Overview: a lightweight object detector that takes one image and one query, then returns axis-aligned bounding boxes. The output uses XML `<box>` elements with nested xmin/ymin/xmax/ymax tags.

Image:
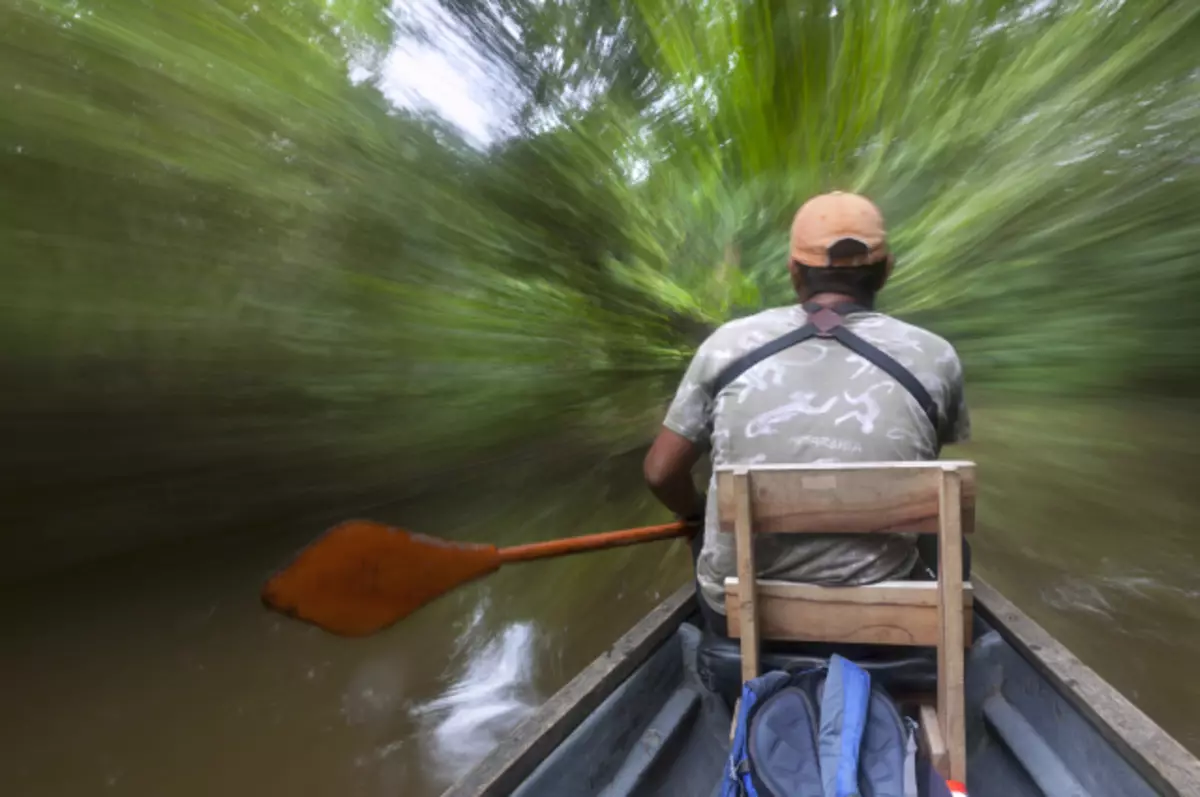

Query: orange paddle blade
<box><xmin>261</xmin><ymin>520</ymin><xmax>501</xmax><ymax>637</ymax></box>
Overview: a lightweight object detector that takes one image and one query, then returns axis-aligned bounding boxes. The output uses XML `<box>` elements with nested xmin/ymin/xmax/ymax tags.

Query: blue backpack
<box><xmin>719</xmin><ymin>655</ymin><xmax>953</xmax><ymax>797</ymax></box>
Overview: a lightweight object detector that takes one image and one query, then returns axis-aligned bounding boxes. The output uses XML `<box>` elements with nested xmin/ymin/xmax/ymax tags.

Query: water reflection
<box><xmin>411</xmin><ymin>608</ymin><xmax>539</xmax><ymax>783</ymax></box>
<box><xmin>1041</xmin><ymin>576</ymin><xmax>1119</xmax><ymax>620</ymax></box>
<box><xmin>341</xmin><ymin>657</ymin><xmax>410</xmax><ymax>727</ymax></box>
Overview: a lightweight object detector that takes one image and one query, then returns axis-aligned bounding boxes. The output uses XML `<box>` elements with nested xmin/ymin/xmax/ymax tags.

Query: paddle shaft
<box><xmin>497</xmin><ymin>521</ymin><xmax>692</xmax><ymax>564</ymax></box>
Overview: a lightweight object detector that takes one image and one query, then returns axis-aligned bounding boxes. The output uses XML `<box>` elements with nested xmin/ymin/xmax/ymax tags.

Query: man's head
<box><xmin>787</xmin><ymin>191</ymin><xmax>893</xmax><ymax>306</ymax></box>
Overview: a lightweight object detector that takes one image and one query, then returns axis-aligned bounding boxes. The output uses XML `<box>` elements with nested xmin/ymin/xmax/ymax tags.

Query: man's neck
<box><xmin>804</xmin><ymin>291</ymin><xmax>866</xmax><ymax>309</ymax></box>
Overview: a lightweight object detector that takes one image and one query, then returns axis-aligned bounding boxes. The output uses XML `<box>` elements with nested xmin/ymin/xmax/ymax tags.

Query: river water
<box><xmin>2</xmin><ymin>403</ymin><xmax>1198</xmax><ymax>797</ymax></box>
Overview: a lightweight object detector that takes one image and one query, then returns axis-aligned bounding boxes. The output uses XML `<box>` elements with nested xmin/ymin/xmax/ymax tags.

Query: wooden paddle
<box><xmin>261</xmin><ymin>519</ymin><xmax>694</xmax><ymax>636</ymax></box>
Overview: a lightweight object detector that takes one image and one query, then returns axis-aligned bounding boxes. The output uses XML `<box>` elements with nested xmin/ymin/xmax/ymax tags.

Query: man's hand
<box><xmin>643</xmin><ymin>427</ymin><xmax>704</xmax><ymax>519</ymax></box>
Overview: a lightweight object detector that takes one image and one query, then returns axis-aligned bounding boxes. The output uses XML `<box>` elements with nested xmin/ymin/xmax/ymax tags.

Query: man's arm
<box><xmin>643</xmin><ymin>427</ymin><xmax>704</xmax><ymax>518</ymax></box>
<box><xmin>645</xmin><ymin>338</ymin><xmax>716</xmax><ymax>519</ymax></box>
<box><xmin>941</xmin><ymin>349</ymin><xmax>971</xmax><ymax>446</ymax></box>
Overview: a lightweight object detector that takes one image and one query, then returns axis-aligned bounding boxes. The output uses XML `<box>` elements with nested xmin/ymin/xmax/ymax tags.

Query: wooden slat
<box><xmin>440</xmin><ymin>584</ymin><xmax>695</xmax><ymax>797</ymax></box>
<box><xmin>733</xmin><ymin>468</ymin><xmax>759</xmax><ymax>683</ymax></box>
<box><xmin>724</xmin><ymin>579</ymin><xmax>974</xmax><ymax>646</ymax></box>
<box><xmin>725</xmin><ymin>579</ymin><xmax>975</xmax><ymax>606</ymax></box>
<box><xmin>974</xmin><ymin>578</ymin><xmax>1200</xmax><ymax>797</ymax></box>
<box><xmin>715</xmin><ymin>461</ymin><xmax>976</xmax><ymax>535</ymax></box>
<box><xmin>918</xmin><ymin>703</ymin><xmax>950</xmax><ymax>779</ymax></box>
<box><xmin>937</xmin><ymin>468</ymin><xmax>967</xmax><ymax>784</ymax></box>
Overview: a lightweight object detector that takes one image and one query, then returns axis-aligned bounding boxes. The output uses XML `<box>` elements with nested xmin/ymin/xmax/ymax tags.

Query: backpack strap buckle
<box><xmin>808</xmin><ymin>306</ymin><xmax>845</xmax><ymax>337</ymax></box>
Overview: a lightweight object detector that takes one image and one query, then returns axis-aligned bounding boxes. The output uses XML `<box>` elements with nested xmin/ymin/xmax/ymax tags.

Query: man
<box><xmin>644</xmin><ymin>191</ymin><xmax>970</xmax><ymax>635</ymax></box>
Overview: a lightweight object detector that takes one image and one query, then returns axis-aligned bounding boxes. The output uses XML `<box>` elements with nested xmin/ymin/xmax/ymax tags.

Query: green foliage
<box><xmin>1</xmin><ymin>0</ymin><xmax>1197</xmax><ymax>575</ymax></box>
<box><xmin>449</xmin><ymin>0</ymin><xmax>1200</xmax><ymax>393</ymax></box>
<box><xmin>618</xmin><ymin>0</ymin><xmax>1200</xmax><ymax>393</ymax></box>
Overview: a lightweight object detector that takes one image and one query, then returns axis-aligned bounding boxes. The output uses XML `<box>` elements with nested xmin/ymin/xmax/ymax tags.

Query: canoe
<box><xmin>442</xmin><ymin>578</ymin><xmax>1200</xmax><ymax>797</ymax></box>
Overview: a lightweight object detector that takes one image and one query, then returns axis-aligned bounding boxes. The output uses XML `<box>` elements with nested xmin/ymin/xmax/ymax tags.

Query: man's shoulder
<box><xmin>695</xmin><ymin>306</ymin><xmax>963</xmax><ymax>375</ymax></box>
<box><xmin>862</xmin><ymin>314</ymin><xmax>961</xmax><ymax>362</ymax></box>
<box><xmin>703</xmin><ymin>305</ymin><xmax>799</xmax><ymax>346</ymax></box>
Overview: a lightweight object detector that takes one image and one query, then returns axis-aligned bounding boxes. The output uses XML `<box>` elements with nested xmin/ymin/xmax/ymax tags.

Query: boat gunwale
<box><xmin>971</xmin><ymin>578</ymin><xmax>1200</xmax><ymax>797</ymax></box>
<box><xmin>441</xmin><ymin>577</ymin><xmax>1200</xmax><ymax>797</ymax></box>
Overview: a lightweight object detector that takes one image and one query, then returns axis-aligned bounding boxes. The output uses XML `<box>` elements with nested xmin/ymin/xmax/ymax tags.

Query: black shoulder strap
<box><xmin>711</xmin><ymin>323</ymin><xmax>819</xmax><ymax>395</ymax></box>
<box><xmin>711</xmin><ymin>303</ymin><xmax>940</xmax><ymax>432</ymax></box>
<box><xmin>826</xmin><ymin>325</ymin><xmax>939</xmax><ymax>430</ymax></box>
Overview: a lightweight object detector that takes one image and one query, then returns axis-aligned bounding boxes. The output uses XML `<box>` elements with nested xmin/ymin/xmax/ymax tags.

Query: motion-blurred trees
<box><xmin>1</xmin><ymin>0</ymin><xmax>1197</xmax><ymax>577</ymax></box>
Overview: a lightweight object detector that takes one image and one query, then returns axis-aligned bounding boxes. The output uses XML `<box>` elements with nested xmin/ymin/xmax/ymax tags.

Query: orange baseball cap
<box><xmin>790</xmin><ymin>191</ymin><xmax>889</xmax><ymax>267</ymax></box>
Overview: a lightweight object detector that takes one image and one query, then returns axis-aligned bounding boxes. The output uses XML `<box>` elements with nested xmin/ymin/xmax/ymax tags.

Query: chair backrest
<box><xmin>715</xmin><ymin>460</ymin><xmax>975</xmax><ymax>783</ymax></box>
<box><xmin>716</xmin><ymin>461</ymin><xmax>975</xmax><ymax>536</ymax></box>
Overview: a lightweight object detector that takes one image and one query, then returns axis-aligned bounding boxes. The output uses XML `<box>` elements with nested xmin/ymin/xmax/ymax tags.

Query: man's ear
<box><xmin>787</xmin><ymin>258</ymin><xmax>806</xmax><ymax>298</ymax></box>
<box><xmin>880</xmin><ymin>253</ymin><xmax>895</xmax><ymax>289</ymax></box>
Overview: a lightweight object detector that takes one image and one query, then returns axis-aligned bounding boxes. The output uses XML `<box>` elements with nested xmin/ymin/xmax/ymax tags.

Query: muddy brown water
<box><xmin>2</xmin><ymin>404</ymin><xmax>1198</xmax><ymax>796</ymax></box>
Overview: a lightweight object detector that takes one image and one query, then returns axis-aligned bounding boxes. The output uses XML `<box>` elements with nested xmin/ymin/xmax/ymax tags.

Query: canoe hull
<box><xmin>444</xmin><ymin>579</ymin><xmax>1200</xmax><ymax>797</ymax></box>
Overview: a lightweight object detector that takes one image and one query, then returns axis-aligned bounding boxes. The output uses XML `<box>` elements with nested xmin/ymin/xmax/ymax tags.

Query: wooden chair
<box><xmin>716</xmin><ymin>461</ymin><xmax>976</xmax><ymax>783</ymax></box>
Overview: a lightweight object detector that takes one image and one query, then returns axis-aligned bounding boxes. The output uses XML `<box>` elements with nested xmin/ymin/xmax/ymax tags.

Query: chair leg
<box><xmin>938</xmin><ymin>468</ymin><xmax>967</xmax><ymax>783</ymax></box>
<box><xmin>918</xmin><ymin>703</ymin><xmax>950</xmax><ymax>779</ymax></box>
<box><xmin>733</xmin><ymin>468</ymin><xmax>759</xmax><ymax>683</ymax></box>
